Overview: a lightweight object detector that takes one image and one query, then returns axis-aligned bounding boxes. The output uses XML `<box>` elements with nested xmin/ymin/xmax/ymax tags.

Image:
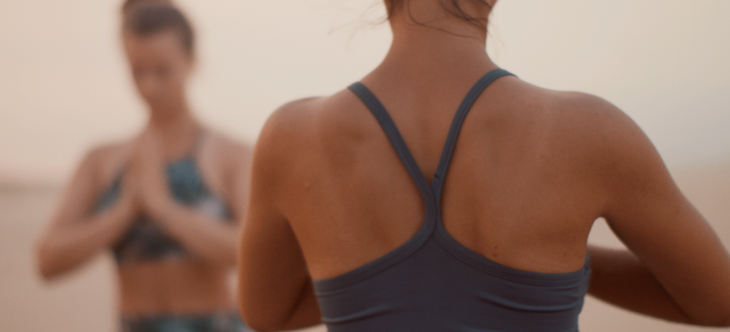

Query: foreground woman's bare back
<box><xmin>257</xmin><ymin>73</ymin><xmax>623</xmax><ymax>278</ymax></box>
<box><xmin>243</xmin><ymin>66</ymin><xmax>730</xmax><ymax>329</ymax></box>
<box><xmin>240</xmin><ymin>1</ymin><xmax>730</xmax><ymax>329</ymax></box>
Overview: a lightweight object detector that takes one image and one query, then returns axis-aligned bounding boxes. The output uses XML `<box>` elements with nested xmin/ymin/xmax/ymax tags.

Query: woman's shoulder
<box><xmin>514</xmin><ymin>82</ymin><xmax>659</xmax><ymax>178</ymax></box>
<box><xmin>203</xmin><ymin>129</ymin><xmax>254</xmax><ymax>171</ymax></box>
<box><xmin>503</xmin><ymin>79</ymin><xmax>625</xmax><ymax>125</ymax></box>
<box><xmin>543</xmin><ymin>88</ymin><xmax>645</xmax><ymax>150</ymax></box>
<box><xmin>251</xmin><ymin>92</ymin><xmax>367</xmax><ymax>179</ymax></box>
<box><xmin>263</xmin><ymin>96</ymin><xmax>329</xmax><ymax>132</ymax></box>
<box><xmin>87</xmin><ymin>140</ymin><xmax>132</xmax><ymax>160</ymax></box>
<box><xmin>260</xmin><ymin>90</ymin><xmax>374</xmax><ymax>147</ymax></box>
<box><xmin>73</xmin><ymin>139</ymin><xmax>135</xmax><ymax>189</ymax></box>
<box><xmin>506</xmin><ymin>80</ymin><xmax>636</xmax><ymax>144</ymax></box>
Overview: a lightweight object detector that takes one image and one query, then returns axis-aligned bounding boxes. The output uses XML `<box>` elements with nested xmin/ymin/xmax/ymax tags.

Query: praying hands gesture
<box><xmin>36</xmin><ymin>129</ymin><xmax>252</xmax><ymax>279</ymax></box>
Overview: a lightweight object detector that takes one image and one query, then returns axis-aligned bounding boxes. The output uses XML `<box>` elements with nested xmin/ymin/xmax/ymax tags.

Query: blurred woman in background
<box><xmin>36</xmin><ymin>2</ymin><xmax>251</xmax><ymax>331</ymax></box>
<box><xmin>238</xmin><ymin>0</ymin><xmax>730</xmax><ymax>331</ymax></box>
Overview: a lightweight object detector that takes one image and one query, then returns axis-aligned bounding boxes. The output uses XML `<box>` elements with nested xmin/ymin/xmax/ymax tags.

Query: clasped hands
<box><xmin>113</xmin><ymin>130</ymin><xmax>182</xmax><ymax>225</ymax></box>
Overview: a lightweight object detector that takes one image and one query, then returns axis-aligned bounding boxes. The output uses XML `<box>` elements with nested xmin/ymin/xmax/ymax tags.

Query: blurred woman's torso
<box><xmin>93</xmin><ymin>134</ymin><xmax>237</xmax><ymax>316</ymax></box>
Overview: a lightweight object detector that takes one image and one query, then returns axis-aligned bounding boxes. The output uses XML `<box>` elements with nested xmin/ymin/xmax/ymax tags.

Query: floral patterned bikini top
<box><xmin>95</xmin><ymin>154</ymin><xmax>231</xmax><ymax>265</ymax></box>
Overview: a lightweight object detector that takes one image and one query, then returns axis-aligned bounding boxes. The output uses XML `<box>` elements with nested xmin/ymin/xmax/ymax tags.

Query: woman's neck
<box><xmin>146</xmin><ymin>108</ymin><xmax>200</xmax><ymax>160</ymax></box>
<box><xmin>367</xmin><ymin>2</ymin><xmax>497</xmax><ymax>88</ymax></box>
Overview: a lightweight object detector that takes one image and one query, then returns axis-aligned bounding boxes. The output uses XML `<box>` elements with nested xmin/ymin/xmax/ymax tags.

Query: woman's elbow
<box><xmin>688</xmin><ymin>303</ymin><xmax>730</xmax><ymax>327</ymax></box>
<box><xmin>242</xmin><ymin>320</ymin><xmax>277</xmax><ymax>332</ymax></box>
<box><xmin>35</xmin><ymin>244</ymin><xmax>61</xmax><ymax>280</ymax></box>
<box><xmin>240</xmin><ymin>312</ymin><xmax>289</xmax><ymax>332</ymax></box>
<box><xmin>708</xmin><ymin>298</ymin><xmax>730</xmax><ymax>326</ymax></box>
<box><xmin>690</xmin><ymin>316</ymin><xmax>730</xmax><ymax>327</ymax></box>
<box><xmin>704</xmin><ymin>312</ymin><xmax>730</xmax><ymax>327</ymax></box>
<box><xmin>238</xmin><ymin>291</ymin><xmax>289</xmax><ymax>332</ymax></box>
<box><xmin>237</xmin><ymin>303</ymin><xmax>278</xmax><ymax>332</ymax></box>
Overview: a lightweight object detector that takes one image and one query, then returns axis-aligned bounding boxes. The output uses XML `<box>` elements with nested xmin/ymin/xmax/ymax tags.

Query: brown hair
<box><xmin>386</xmin><ymin>0</ymin><xmax>493</xmax><ymax>30</ymax></box>
<box><xmin>122</xmin><ymin>1</ymin><xmax>195</xmax><ymax>57</ymax></box>
<box><xmin>121</xmin><ymin>0</ymin><xmax>172</xmax><ymax>15</ymax></box>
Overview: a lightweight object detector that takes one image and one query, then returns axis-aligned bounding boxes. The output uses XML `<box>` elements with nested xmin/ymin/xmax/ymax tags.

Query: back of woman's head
<box><xmin>386</xmin><ymin>0</ymin><xmax>493</xmax><ymax>29</ymax></box>
<box><xmin>122</xmin><ymin>0</ymin><xmax>195</xmax><ymax>57</ymax></box>
<box><xmin>121</xmin><ymin>0</ymin><xmax>172</xmax><ymax>15</ymax></box>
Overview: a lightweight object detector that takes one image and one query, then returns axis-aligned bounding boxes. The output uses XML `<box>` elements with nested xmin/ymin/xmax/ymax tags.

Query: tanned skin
<box><xmin>238</xmin><ymin>1</ymin><xmax>730</xmax><ymax>330</ymax></box>
<box><xmin>36</xmin><ymin>29</ymin><xmax>252</xmax><ymax>316</ymax></box>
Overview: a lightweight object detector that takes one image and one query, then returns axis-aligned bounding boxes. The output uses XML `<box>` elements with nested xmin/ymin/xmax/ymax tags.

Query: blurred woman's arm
<box><xmin>133</xmin><ymin>134</ymin><xmax>251</xmax><ymax>267</ymax></box>
<box><xmin>587</xmin><ymin>96</ymin><xmax>730</xmax><ymax>326</ymax></box>
<box><xmin>237</xmin><ymin>106</ymin><xmax>322</xmax><ymax>332</ymax></box>
<box><xmin>35</xmin><ymin>148</ymin><xmax>137</xmax><ymax>280</ymax></box>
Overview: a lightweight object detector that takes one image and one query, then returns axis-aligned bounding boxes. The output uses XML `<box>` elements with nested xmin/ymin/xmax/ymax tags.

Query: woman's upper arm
<box><xmin>40</xmin><ymin>148</ymin><xmax>104</xmax><ymax>235</ymax></box>
<box><xmin>597</xmin><ymin>102</ymin><xmax>730</xmax><ymax>324</ymax></box>
<box><xmin>225</xmin><ymin>140</ymin><xmax>253</xmax><ymax>223</ymax></box>
<box><xmin>35</xmin><ymin>146</ymin><xmax>107</xmax><ymax>277</ymax></box>
<box><xmin>237</xmin><ymin>104</ymin><xmax>316</xmax><ymax>330</ymax></box>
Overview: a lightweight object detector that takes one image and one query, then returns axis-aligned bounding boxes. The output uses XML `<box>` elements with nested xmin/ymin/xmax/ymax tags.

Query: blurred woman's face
<box><xmin>123</xmin><ymin>30</ymin><xmax>192</xmax><ymax>116</ymax></box>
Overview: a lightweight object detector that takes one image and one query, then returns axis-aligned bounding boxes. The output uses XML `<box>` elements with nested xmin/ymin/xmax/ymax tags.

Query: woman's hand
<box><xmin>130</xmin><ymin>131</ymin><xmax>176</xmax><ymax>215</ymax></box>
<box><xmin>126</xmin><ymin>130</ymin><xmax>247</xmax><ymax>266</ymax></box>
<box><xmin>113</xmin><ymin>171</ymin><xmax>142</xmax><ymax>227</ymax></box>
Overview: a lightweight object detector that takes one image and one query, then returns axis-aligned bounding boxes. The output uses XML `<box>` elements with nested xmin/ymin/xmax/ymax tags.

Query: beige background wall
<box><xmin>1</xmin><ymin>0</ymin><xmax>729</xmax><ymax>183</ymax></box>
<box><xmin>1</xmin><ymin>0</ymin><xmax>729</xmax><ymax>331</ymax></box>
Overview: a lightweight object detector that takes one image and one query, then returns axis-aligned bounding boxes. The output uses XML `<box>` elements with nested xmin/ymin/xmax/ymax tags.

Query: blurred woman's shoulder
<box><xmin>201</xmin><ymin>129</ymin><xmax>255</xmax><ymax>201</ymax></box>
<box><xmin>81</xmin><ymin>140</ymin><xmax>136</xmax><ymax>188</ymax></box>
<box><xmin>203</xmin><ymin>129</ymin><xmax>253</xmax><ymax>170</ymax></box>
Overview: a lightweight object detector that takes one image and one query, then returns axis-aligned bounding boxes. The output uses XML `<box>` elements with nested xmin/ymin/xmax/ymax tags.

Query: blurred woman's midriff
<box><xmin>118</xmin><ymin>260</ymin><xmax>234</xmax><ymax>315</ymax></box>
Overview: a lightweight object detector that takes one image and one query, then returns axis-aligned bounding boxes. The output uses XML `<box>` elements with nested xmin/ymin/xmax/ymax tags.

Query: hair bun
<box><xmin>122</xmin><ymin>0</ymin><xmax>195</xmax><ymax>57</ymax></box>
<box><xmin>121</xmin><ymin>0</ymin><xmax>173</xmax><ymax>15</ymax></box>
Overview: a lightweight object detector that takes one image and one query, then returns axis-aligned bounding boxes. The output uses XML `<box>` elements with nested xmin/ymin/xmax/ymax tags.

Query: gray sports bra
<box><xmin>312</xmin><ymin>69</ymin><xmax>592</xmax><ymax>332</ymax></box>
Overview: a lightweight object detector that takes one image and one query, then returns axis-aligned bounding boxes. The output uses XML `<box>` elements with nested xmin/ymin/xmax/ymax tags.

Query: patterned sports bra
<box><xmin>95</xmin><ymin>135</ymin><xmax>232</xmax><ymax>265</ymax></box>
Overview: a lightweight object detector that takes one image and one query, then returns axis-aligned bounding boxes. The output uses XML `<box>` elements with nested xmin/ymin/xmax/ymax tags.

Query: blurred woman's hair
<box><xmin>386</xmin><ymin>0</ymin><xmax>493</xmax><ymax>29</ymax></box>
<box><xmin>121</xmin><ymin>0</ymin><xmax>172</xmax><ymax>15</ymax></box>
<box><xmin>122</xmin><ymin>1</ymin><xmax>195</xmax><ymax>57</ymax></box>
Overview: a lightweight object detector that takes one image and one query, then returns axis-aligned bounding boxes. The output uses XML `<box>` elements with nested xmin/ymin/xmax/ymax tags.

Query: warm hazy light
<box><xmin>1</xmin><ymin>2</ymin><xmax>729</xmax><ymax>332</ymax></box>
<box><xmin>1</xmin><ymin>0</ymin><xmax>729</xmax><ymax>186</ymax></box>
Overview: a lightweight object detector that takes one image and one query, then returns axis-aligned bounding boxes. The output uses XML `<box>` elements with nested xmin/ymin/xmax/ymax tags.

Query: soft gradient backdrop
<box><xmin>1</xmin><ymin>0</ymin><xmax>729</xmax><ymax>183</ymax></box>
<box><xmin>0</xmin><ymin>0</ymin><xmax>728</xmax><ymax>331</ymax></box>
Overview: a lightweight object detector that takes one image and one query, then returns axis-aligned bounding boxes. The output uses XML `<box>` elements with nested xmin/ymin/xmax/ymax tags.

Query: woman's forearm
<box><xmin>147</xmin><ymin>201</ymin><xmax>239</xmax><ymax>266</ymax></box>
<box><xmin>276</xmin><ymin>279</ymin><xmax>323</xmax><ymax>331</ymax></box>
<box><xmin>36</xmin><ymin>207</ymin><xmax>133</xmax><ymax>279</ymax></box>
<box><xmin>587</xmin><ymin>245</ymin><xmax>699</xmax><ymax>324</ymax></box>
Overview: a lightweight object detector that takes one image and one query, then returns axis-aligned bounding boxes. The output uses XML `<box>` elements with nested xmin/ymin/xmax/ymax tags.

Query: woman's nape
<box><xmin>385</xmin><ymin>0</ymin><xmax>493</xmax><ymax>32</ymax></box>
<box><xmin>121</xmin><ymin>0</ymin><xmax>172</xmax><ymax>15</ymax></box>
<box><xmin>373</xmin><ymin>0</ymin><xmax>498</xmax><ymax>103</ymax></box>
